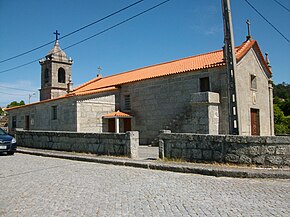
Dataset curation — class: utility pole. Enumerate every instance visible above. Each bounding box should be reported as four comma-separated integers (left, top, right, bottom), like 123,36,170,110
28,93,36,104
221,0,239,135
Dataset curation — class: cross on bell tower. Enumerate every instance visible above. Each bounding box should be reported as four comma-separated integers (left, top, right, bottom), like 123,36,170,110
39,32,73,101
53,30,60,41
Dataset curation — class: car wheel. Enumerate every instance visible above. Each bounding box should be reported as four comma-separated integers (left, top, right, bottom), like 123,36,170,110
7,151,14,155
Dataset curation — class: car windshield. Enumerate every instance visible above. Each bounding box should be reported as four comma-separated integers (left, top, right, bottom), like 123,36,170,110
0,128,7,135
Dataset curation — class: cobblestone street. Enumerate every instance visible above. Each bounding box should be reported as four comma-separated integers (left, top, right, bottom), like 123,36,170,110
1,154,289,217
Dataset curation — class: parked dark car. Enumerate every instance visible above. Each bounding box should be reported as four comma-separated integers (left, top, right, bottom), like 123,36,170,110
0,128,17,155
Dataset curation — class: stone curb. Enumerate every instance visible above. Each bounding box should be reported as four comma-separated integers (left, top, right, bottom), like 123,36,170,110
16,148,290,179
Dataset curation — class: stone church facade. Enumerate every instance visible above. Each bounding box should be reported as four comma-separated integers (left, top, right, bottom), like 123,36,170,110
6,39,274,144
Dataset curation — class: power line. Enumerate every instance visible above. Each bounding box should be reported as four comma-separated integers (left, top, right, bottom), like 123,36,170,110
0,0,171,74
0,85,36,92
272,0,290,13
0,91,28,96
62,0,171,51
0,0,145,64
244,0,290,43
0,59,39,74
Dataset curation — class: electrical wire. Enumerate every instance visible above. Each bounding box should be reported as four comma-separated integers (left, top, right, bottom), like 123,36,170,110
0,91,28,96
0,59,39,74
62,0,170,51
0,85,36,92
244,0,290,43
0,0,171,74
0,0,145,64
272,0,290,13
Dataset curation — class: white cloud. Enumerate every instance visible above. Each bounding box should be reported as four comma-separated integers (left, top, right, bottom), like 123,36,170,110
205,25,223,35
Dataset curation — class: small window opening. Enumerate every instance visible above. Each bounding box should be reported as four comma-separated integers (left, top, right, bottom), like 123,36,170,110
12,116,17,129
51,106,57,120
44,68,49,83
250,74,257,89
200,77,210,92
58,68,65,83
124,95,131,110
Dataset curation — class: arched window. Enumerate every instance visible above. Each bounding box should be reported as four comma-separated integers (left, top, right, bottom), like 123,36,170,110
58,67,65,83
44,68,49,83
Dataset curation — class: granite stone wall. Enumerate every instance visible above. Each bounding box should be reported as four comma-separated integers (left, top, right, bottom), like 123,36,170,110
76,94,116,133
16,130,139,158
159,131,290,167
120,67,227,144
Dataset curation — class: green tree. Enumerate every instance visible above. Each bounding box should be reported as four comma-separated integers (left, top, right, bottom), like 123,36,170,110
0,107,4,116
273,83,290,135
273,104,289,135
273,83,290,99
6,100,25,108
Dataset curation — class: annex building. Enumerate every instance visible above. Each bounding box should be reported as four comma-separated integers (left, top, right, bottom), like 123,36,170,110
6,38,274,144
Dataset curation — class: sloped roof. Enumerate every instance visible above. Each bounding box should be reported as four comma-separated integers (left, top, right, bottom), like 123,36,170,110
73,40,270,96
6,40,271,111
103,111,132,118
4,86,118,111
47,40,68,62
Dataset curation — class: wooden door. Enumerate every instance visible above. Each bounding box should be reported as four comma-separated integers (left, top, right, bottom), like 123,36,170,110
124,118,131,132
108,119,115,132
25,115,30,130
251,109,260,135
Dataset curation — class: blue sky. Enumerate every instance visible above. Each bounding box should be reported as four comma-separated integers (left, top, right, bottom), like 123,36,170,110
0,0,289,107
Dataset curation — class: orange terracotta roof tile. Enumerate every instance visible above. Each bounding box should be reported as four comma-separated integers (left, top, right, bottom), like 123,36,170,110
70,86,118,96
73,50,225,94
103,111,132,118
6,40,271,111
73,40,268,95
5,86,118,111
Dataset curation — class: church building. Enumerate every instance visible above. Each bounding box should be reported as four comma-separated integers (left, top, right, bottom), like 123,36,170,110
6,36,274,144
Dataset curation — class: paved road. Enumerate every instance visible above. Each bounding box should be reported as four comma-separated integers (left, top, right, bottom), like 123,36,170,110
0,154,289,217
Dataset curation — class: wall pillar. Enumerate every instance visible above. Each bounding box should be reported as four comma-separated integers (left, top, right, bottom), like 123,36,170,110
126,131,139,159
268,80,274,135
115,117,120,133
191,92,220,134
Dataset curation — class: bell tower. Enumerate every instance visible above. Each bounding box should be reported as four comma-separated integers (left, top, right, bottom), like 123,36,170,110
39,31,73,101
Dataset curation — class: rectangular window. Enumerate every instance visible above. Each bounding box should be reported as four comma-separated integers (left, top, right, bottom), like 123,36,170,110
12,116,17,129
200,77,210,92
250,74,257,89
124,95,131,110
51,106,57,120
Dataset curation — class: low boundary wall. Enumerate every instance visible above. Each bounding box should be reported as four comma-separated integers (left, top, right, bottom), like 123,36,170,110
159,130,290,167
16,130,139,159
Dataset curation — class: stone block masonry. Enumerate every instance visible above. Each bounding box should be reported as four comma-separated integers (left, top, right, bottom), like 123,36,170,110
16,129,139,159
159,130,290,167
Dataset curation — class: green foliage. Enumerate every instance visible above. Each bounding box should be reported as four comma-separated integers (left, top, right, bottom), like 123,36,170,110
273,82,290,99
274,97,290,117
6,100,25,108
0,107,4,115
273,83,290,135
273,104,289,135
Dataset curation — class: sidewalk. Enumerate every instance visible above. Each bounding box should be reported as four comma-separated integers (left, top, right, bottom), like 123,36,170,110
16,147,290,179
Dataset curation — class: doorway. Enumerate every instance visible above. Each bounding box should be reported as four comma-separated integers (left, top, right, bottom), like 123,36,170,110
124,118,131,132
108,119,115,132
25,115,30,130
250,109,260,135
